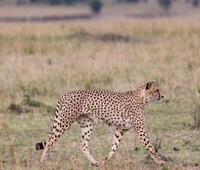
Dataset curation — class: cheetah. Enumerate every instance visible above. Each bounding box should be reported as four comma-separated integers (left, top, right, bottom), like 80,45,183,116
35,80,165,166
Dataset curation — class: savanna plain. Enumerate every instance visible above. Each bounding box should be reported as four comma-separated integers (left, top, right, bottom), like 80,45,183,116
0,4,200,170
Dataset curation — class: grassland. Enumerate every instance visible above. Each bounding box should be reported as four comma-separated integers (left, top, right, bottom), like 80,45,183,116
0,5,200,169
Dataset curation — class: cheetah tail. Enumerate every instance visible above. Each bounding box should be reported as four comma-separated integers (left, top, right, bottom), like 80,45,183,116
35,141,46,150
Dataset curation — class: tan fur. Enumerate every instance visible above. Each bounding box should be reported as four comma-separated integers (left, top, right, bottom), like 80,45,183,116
37,81,165,166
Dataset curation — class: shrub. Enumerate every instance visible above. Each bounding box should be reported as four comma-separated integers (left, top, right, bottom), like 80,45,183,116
89,0,103,14
192,0,199,6
158,0,172,10
192,111,200,129
8,103,23,114
197,85,200,94
48,0,62,5
22,95,42,107
22,95,55,113
63,0,74,5
191,99,200,129
124,0,139,2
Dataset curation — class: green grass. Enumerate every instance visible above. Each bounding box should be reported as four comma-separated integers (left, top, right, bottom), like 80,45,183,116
0,16,200,169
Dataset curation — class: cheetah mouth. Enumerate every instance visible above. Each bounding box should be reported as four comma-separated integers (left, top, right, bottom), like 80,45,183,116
157,97,161,101
157,94,164,101
157,94,161,100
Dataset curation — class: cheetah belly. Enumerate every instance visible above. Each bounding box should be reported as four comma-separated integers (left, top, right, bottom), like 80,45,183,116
87,110,133,130
101,115,133,130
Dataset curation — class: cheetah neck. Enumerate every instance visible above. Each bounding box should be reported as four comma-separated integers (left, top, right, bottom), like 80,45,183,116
137,85,147,105
126,84,146,106
140,89,146,105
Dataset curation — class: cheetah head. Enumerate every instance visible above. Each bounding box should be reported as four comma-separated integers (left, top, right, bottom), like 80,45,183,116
144,80,164,103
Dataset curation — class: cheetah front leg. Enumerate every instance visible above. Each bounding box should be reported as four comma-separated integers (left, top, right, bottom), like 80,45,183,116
133,116,165,166
104,128,125,161
77,116,99,167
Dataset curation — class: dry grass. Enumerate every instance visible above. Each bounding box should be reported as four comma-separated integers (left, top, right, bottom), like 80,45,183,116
0,6,200,169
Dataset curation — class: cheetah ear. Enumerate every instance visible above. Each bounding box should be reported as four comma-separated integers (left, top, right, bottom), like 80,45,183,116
146,81,153,90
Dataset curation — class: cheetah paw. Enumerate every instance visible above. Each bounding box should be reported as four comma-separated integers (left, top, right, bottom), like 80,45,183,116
91,161,100,167
159,160,166,166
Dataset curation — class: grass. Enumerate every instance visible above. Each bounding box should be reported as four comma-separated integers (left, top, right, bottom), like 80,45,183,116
0,6,200,169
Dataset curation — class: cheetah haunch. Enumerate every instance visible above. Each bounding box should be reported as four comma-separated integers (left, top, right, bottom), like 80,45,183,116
36,81,165,166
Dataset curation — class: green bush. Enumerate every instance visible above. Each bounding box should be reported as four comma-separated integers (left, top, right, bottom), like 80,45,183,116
8,103,23,114
22,95,42,107
89,0,103,14
158,0,172,10
197,85,200,94
192,107,200,130
22,95,55,113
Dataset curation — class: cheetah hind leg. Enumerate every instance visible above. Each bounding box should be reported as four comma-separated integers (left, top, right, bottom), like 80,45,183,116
40,113,74,162
77,116,99,167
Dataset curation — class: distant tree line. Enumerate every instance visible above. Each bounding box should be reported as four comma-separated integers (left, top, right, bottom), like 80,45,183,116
16,0,199,14
29,0,86,5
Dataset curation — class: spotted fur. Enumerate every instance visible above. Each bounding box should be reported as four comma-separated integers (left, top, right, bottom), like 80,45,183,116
36,81,165,166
